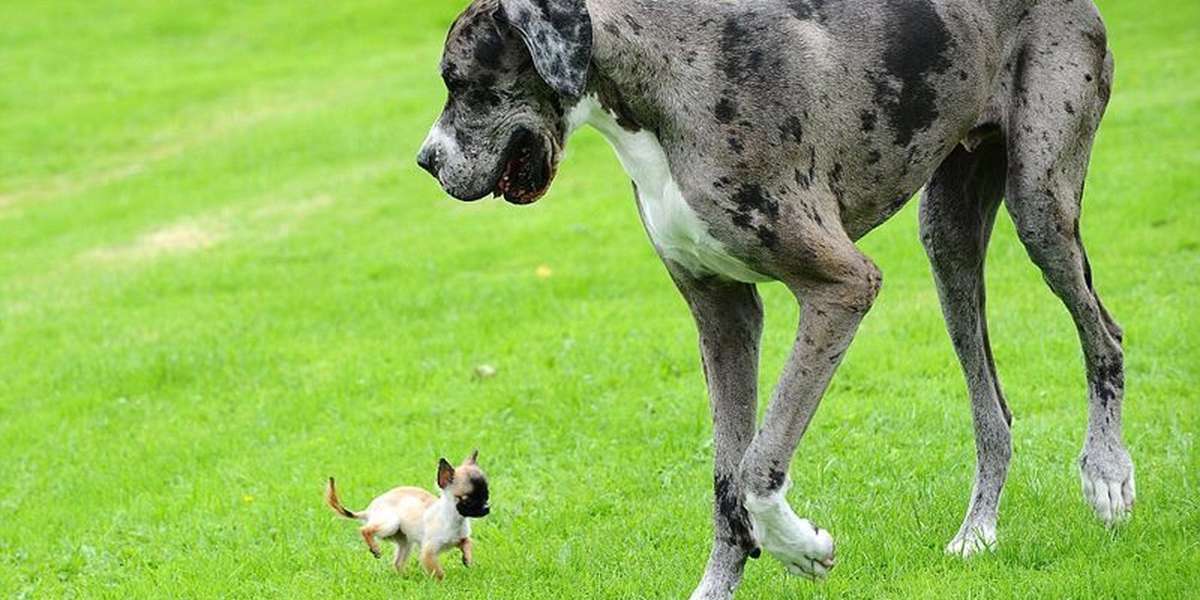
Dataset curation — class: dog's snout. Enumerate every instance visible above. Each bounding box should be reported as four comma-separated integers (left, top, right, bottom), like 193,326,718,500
416,144,440,177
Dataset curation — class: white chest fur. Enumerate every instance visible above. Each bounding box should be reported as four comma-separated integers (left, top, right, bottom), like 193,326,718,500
567,97,770,283
422,495,470,551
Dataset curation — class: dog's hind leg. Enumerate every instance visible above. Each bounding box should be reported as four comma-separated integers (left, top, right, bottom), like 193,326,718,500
661,263,763,600
359,525,382,559
1003,15,1132,524
920,141,1010,556
391,534,410,570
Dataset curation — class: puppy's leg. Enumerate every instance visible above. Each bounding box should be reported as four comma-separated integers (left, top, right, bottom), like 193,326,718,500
458,537,473,567
659,262,762,600
359,525,382,559
391,535,410,570
420,544,445,581
739,227,882,580
920,142,1011,556
1004,31,1131,524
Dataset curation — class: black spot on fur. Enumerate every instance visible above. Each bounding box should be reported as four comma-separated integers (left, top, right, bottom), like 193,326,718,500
1091,357,1123,405
780,115,804,144
756,226,779,248
1083,29,1107,54
732,184,779,220
860,110,877,132
719,18,765,84
728,137,745,154
767,469,787,490
622,14,643,34
727,184,781,249
715,97,738,124
714,474,758,555
868,0,953,147
786,0,827,21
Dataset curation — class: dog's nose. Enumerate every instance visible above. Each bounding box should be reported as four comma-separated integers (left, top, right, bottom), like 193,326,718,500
416,145,440,177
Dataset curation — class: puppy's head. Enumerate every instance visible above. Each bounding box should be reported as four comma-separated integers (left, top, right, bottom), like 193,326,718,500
437,449,490,518
415,0,592,205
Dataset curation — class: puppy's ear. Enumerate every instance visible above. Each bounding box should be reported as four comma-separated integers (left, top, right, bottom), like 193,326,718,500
466,449,479,465
498,0,592,98
437,458,455,489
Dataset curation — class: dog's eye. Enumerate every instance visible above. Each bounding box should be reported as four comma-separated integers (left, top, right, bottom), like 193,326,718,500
443,74,470,94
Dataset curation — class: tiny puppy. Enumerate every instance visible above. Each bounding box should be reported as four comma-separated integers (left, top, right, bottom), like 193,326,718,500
325,450,490,580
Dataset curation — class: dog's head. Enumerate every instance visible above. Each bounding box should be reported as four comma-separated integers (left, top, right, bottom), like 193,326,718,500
416,0,592,205
437,449,491,518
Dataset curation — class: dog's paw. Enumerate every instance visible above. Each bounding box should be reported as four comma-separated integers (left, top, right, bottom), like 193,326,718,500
945,525,996,558
1080,443,1135,525
743,488,835,580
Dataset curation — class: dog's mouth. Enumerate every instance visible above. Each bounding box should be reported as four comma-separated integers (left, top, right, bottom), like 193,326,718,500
458,503,490,518
493,127,557,205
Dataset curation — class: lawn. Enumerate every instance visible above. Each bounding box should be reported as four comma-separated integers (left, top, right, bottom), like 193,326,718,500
0,1,1196,598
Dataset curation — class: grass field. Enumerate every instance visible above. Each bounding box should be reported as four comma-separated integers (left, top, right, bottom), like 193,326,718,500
1,1,1197,598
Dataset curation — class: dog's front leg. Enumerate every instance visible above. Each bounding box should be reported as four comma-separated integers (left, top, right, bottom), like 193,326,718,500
419,544,444,580
458,537,473,567
664,264,763,600
739,247,882,580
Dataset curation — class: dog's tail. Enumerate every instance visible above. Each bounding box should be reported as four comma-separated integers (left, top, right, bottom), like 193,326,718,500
325,477,363,521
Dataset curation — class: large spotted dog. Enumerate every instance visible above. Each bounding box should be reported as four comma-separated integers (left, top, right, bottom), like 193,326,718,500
416,0,1131,596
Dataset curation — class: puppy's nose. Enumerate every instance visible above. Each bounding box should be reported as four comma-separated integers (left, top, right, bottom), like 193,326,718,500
416,145,440,178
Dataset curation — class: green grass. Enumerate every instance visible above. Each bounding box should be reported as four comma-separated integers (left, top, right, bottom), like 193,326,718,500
1,1,1197,598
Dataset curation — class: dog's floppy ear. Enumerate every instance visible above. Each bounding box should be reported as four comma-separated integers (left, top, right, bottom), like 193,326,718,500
497,0,592,98
466,449,479,465
437,458,455,489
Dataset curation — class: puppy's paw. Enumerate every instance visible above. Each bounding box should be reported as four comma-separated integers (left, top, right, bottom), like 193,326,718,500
744,488,835,580
945,525,995,558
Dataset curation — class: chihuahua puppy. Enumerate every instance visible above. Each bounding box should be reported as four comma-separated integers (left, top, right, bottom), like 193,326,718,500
325,450,490,580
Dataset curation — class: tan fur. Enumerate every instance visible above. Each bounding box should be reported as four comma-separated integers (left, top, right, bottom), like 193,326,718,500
458,537,474,567
326,453,487,580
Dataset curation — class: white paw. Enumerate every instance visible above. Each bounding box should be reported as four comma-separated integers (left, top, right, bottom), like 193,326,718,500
945,525,996,557
1081,447,1135,525
744,486,835,580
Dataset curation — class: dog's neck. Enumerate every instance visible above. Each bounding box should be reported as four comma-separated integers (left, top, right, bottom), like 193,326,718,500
433,491,465,525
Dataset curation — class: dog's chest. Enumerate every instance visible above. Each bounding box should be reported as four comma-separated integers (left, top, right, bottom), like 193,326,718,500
569,98,770,283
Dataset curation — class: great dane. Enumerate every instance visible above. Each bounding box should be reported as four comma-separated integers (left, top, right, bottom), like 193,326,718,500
416,0,1132,596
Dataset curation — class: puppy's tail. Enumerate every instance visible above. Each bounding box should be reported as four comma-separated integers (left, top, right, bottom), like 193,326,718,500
325,477,363,521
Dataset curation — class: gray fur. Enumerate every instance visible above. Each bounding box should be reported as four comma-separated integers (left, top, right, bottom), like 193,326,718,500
418,0,1133,595
500,0,593,97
